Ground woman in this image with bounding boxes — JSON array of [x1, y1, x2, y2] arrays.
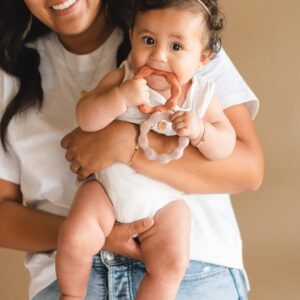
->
[[0, 0, 263, 299]]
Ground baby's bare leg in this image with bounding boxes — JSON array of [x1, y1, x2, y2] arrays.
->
[[56, 181, 115, 300], [136, 200, 191, 300]]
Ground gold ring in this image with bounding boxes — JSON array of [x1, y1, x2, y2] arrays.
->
[[71, 163, 81, 174], [128, 223, 138, 239], [128, 224, 132, 237]]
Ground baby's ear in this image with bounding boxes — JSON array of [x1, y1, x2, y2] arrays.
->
[[200, 49, 213, 66]]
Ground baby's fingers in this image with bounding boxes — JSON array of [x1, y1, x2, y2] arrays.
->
[[172, 120, 188, 132], [169, 110, 185, 122], [176, 128, 191, 137]]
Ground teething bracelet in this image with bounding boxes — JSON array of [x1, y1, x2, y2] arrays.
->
[[138, 112, 189, 164], [135, 66, 181, 113]]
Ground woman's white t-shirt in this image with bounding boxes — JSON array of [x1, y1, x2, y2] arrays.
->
[[0, 29, 258, 298]]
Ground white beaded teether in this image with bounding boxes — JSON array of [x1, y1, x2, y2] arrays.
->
[[138, 112, 189, 164]]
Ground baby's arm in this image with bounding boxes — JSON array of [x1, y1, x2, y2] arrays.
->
[[76, 68, 149, 132], [171, 95, 236, 160]]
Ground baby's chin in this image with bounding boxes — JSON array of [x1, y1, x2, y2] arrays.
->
[[146, 74, 171, 91]]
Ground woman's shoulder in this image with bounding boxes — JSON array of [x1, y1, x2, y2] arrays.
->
[[26, 32, 58, 54], [0, 33, 57, 113], [198, 48, 259, 118], [0, 69, 18, 113]]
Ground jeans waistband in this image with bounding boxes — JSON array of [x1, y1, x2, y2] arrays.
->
[[93, 251, 141, 267]]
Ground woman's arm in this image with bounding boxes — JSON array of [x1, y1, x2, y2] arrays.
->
[[135, 103, 263, 194], [0, 179, 153, 257], [0, 179, 63, 252], [62, 103, 264, 194]]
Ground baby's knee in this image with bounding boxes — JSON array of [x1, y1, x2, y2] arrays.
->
[[58, 222, 83, 253], [165, 249, 189, 278], [169, 200, 191, 220], [145, 200, 191, 279], [148, 248, 189, 281], [58, 220, 105, 256]]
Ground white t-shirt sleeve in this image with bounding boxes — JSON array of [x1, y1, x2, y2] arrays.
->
[[0, 70, 20, 184], [198, 48, 259, 119]]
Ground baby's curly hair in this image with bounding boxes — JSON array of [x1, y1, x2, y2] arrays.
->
[[133, 0, 224, 56]]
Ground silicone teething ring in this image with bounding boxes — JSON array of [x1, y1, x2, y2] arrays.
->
[[135, 65, 181, 114], [138, 112, 189, 164]]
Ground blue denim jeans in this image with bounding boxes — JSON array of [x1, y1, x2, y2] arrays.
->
[[33, 251, 248, 300]]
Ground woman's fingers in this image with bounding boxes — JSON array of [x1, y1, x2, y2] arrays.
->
[[61, 131, 73, 149], [61, 127, 93, 179], [65, 147, 74, 162], [127, 217, 154, 238], [61, 122, 138, 181], [77, 169, 92, 182], [70, 161, 81, 174], [103, 218, 154, 260], [61, 127, 82, 149]]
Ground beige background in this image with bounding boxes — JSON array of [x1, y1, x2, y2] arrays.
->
[[1, 0, 300, 299]]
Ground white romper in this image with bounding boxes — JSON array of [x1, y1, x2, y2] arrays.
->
[[95, 60, 215, 223]]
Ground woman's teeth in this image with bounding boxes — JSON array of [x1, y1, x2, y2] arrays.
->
[[52, 0, 77, 11]]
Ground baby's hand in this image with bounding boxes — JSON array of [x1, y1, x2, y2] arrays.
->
[[120, 78, 150, 108], [170, 111, 203, 140]]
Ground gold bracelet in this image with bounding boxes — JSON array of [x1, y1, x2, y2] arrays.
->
[[194, 120, 206, 147], [128, 145, 140, 166]]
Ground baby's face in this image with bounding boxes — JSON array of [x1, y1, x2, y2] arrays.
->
[[130, 7, 211, 92]]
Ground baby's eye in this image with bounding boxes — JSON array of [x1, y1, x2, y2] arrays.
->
[[171, 43, 183, 51], [142, 36, 155, 45]]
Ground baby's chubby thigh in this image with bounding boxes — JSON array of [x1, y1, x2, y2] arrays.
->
[[96, 163, 183, 223], [139, 200, 192, 281]]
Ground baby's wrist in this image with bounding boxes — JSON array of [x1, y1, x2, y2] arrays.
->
[[189, 131, 201, 141], [116, 121, 139, 165], [112, 87, 128, 113], [190, 120, 206, 147], [118, 84, 132, 108]]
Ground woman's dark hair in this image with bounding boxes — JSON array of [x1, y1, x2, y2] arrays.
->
[[106, 0, 135, 65], [133, 0, 224, 55], [0, 0, 134, 151]]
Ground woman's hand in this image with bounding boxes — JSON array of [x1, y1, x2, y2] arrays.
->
[[61, 121, 138, 181], [103, 218, 154, 260]]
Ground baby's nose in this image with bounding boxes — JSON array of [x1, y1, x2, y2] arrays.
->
[[151, 46, 168, 62]]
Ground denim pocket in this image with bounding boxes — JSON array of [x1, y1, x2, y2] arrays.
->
[[177, 261, 247, 300], [182, 261, 227, 282]]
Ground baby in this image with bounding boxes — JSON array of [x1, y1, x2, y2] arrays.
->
[[56, 1, 235, 299]]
